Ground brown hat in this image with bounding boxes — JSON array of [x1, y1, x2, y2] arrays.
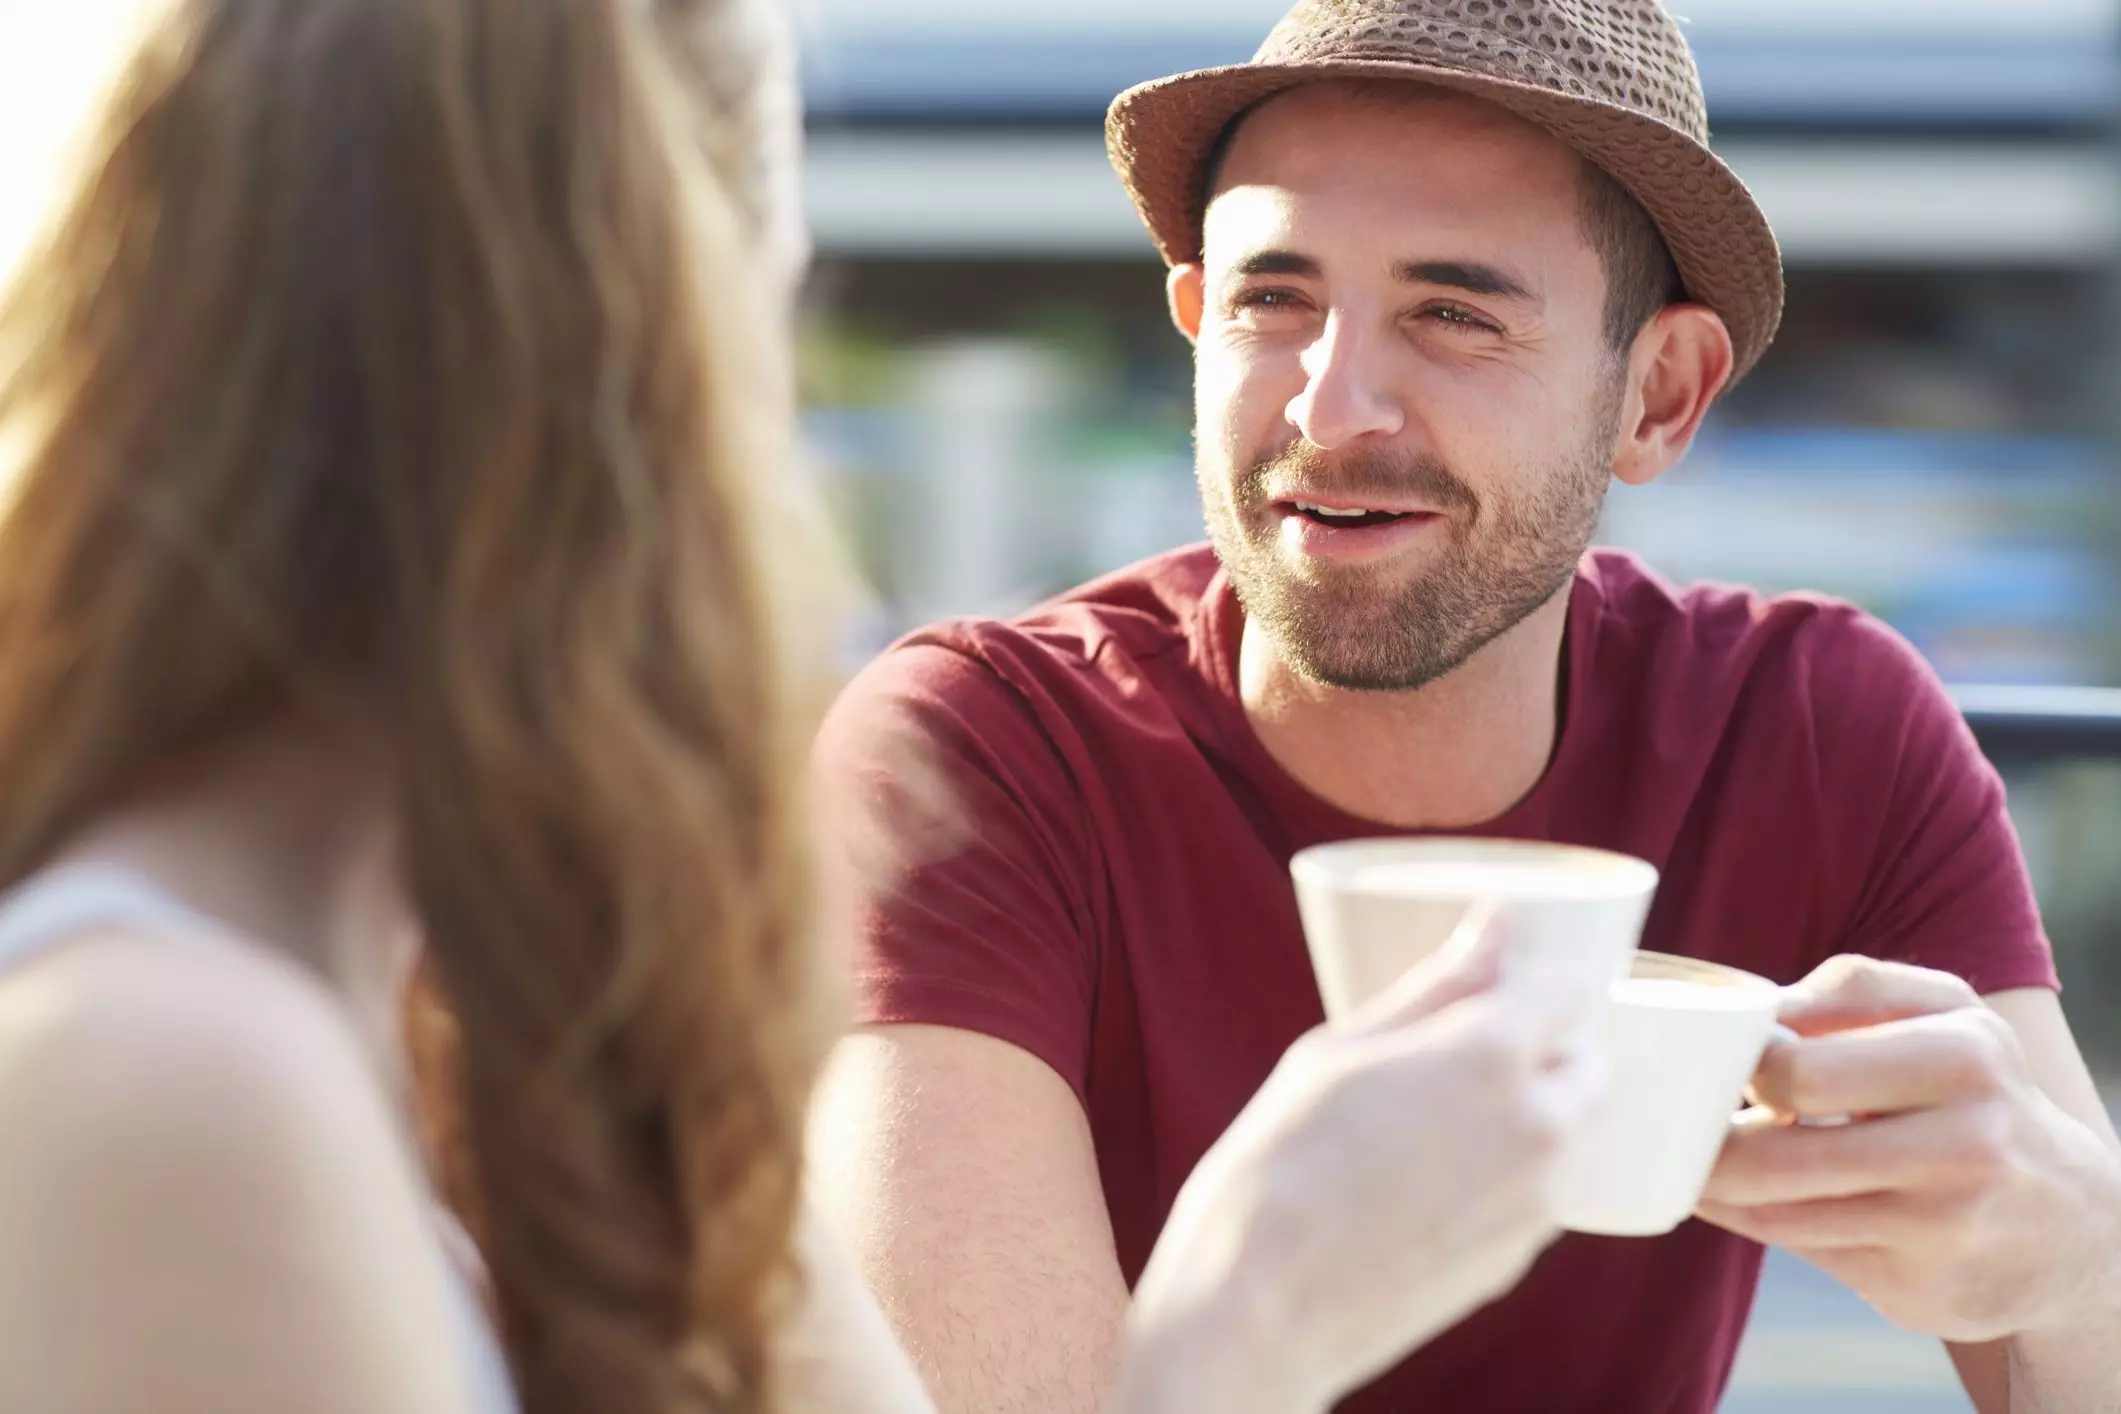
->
[[1107, 0, 1784, 382]]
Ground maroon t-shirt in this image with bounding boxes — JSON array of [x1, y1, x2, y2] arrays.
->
[[816, 544, 2057, 1414]]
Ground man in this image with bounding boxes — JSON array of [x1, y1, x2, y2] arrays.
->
[[809, 1, 2121, 1410]]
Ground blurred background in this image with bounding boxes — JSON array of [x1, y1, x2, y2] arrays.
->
[[789, 0, 2121, 1407]]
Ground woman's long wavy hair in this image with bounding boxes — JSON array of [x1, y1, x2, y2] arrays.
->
[[0, 1, 827, 1410]]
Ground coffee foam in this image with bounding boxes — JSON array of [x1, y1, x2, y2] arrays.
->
[[1611, 975, 1771, 1012]]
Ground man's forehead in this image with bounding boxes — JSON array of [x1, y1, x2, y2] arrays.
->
[[1204, 81, 1591, 264]]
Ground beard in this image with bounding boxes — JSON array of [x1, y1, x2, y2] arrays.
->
[[1201, 395, 1620, 693]]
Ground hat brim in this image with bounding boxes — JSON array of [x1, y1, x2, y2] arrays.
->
[[1107, 59, 1784, 383]]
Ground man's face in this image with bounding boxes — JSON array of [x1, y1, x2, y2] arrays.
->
[[1188, 84, 1628, 692]]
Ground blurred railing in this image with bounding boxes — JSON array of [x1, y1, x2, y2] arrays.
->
[[1954, 685, 2121, 765]]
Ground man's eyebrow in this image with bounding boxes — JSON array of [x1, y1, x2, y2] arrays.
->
[[1394, 259, 1539, 303], [1224, 252, 1540, 303], [1226, 250, 1323, 279]]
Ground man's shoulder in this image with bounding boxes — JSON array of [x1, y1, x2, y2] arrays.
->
[[842, 545, 1216, 708], [1584, 547, 1928, 698], [820, 544, 1221, 771], [954, 541, 1217, 668]]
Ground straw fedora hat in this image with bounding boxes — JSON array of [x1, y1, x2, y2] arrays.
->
[[1107, 0, 1785, 381]]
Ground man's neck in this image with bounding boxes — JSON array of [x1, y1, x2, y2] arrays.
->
[[1239, 586, 1572, 831]]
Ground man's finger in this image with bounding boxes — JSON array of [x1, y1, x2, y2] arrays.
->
[[1750, 1009, 2015, 1119], [1696, 1189, 1949, 1252], [1779, 955, 1982, 1037], [1702, 1103, 1997, 1209]]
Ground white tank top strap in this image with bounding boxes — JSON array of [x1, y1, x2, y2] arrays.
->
[[0, 862, 236, 972]]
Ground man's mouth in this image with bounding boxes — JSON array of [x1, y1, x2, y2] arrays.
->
[[1283, 499, 1431, 529]]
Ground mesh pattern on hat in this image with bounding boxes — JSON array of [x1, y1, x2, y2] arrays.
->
[[1257, 0, 1706, 141]]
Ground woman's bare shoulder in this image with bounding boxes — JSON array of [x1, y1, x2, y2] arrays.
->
[[0, 927, 484, 1414]]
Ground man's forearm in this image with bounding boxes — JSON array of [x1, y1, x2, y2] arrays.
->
[[2001, 1096, 2121, 1414], [2002, 1267, 2121, 1413]]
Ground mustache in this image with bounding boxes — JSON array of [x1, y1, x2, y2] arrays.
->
[[1239, 443, 1480, 516]]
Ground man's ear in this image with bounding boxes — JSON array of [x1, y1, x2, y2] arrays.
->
[[1610, 304, 1735, 488], [1168, 263, 1205, 345]]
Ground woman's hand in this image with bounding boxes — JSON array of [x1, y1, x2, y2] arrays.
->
[[1115, 908, 1601, 1412]]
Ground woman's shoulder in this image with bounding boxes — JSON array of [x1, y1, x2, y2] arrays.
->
[[0, 917, 401, 1186], [0, 925, 488, 1414], [3, 912, 361, 1086]]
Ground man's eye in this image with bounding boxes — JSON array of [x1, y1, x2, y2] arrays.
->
[[1232, 288, 1306, 313], [1423, 304, 1500, 334]]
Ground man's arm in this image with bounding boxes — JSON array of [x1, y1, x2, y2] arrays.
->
[[1701, 962, 2121, 1414], [1713, 611, 2112, 1408], [1945, 988, 2121, 1413], [808, 1023, 1130, 1414]]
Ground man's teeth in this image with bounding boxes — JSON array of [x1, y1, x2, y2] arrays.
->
[[1294, 501, 1373, 520]]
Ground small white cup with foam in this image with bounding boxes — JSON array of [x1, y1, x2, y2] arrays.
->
[[1552, 951, 1788, 1237], [1289, 837, 1660, 1048]]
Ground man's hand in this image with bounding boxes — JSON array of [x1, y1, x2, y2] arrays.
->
[[1697, 955, 2121, 1345]]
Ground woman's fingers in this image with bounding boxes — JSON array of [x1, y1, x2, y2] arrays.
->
[[1342, 902, 1506, 1037]]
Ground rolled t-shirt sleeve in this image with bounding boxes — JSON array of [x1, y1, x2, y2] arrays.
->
[[1812, 611, 2058, 996], [814, 638, 1103, 1099]]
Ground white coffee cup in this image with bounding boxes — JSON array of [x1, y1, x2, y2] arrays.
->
[[1552, 951, 1787, 1237], [1288, 838, 1660, 1046]]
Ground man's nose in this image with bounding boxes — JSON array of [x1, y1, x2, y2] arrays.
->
[[1283, 313, 1406, 450]]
